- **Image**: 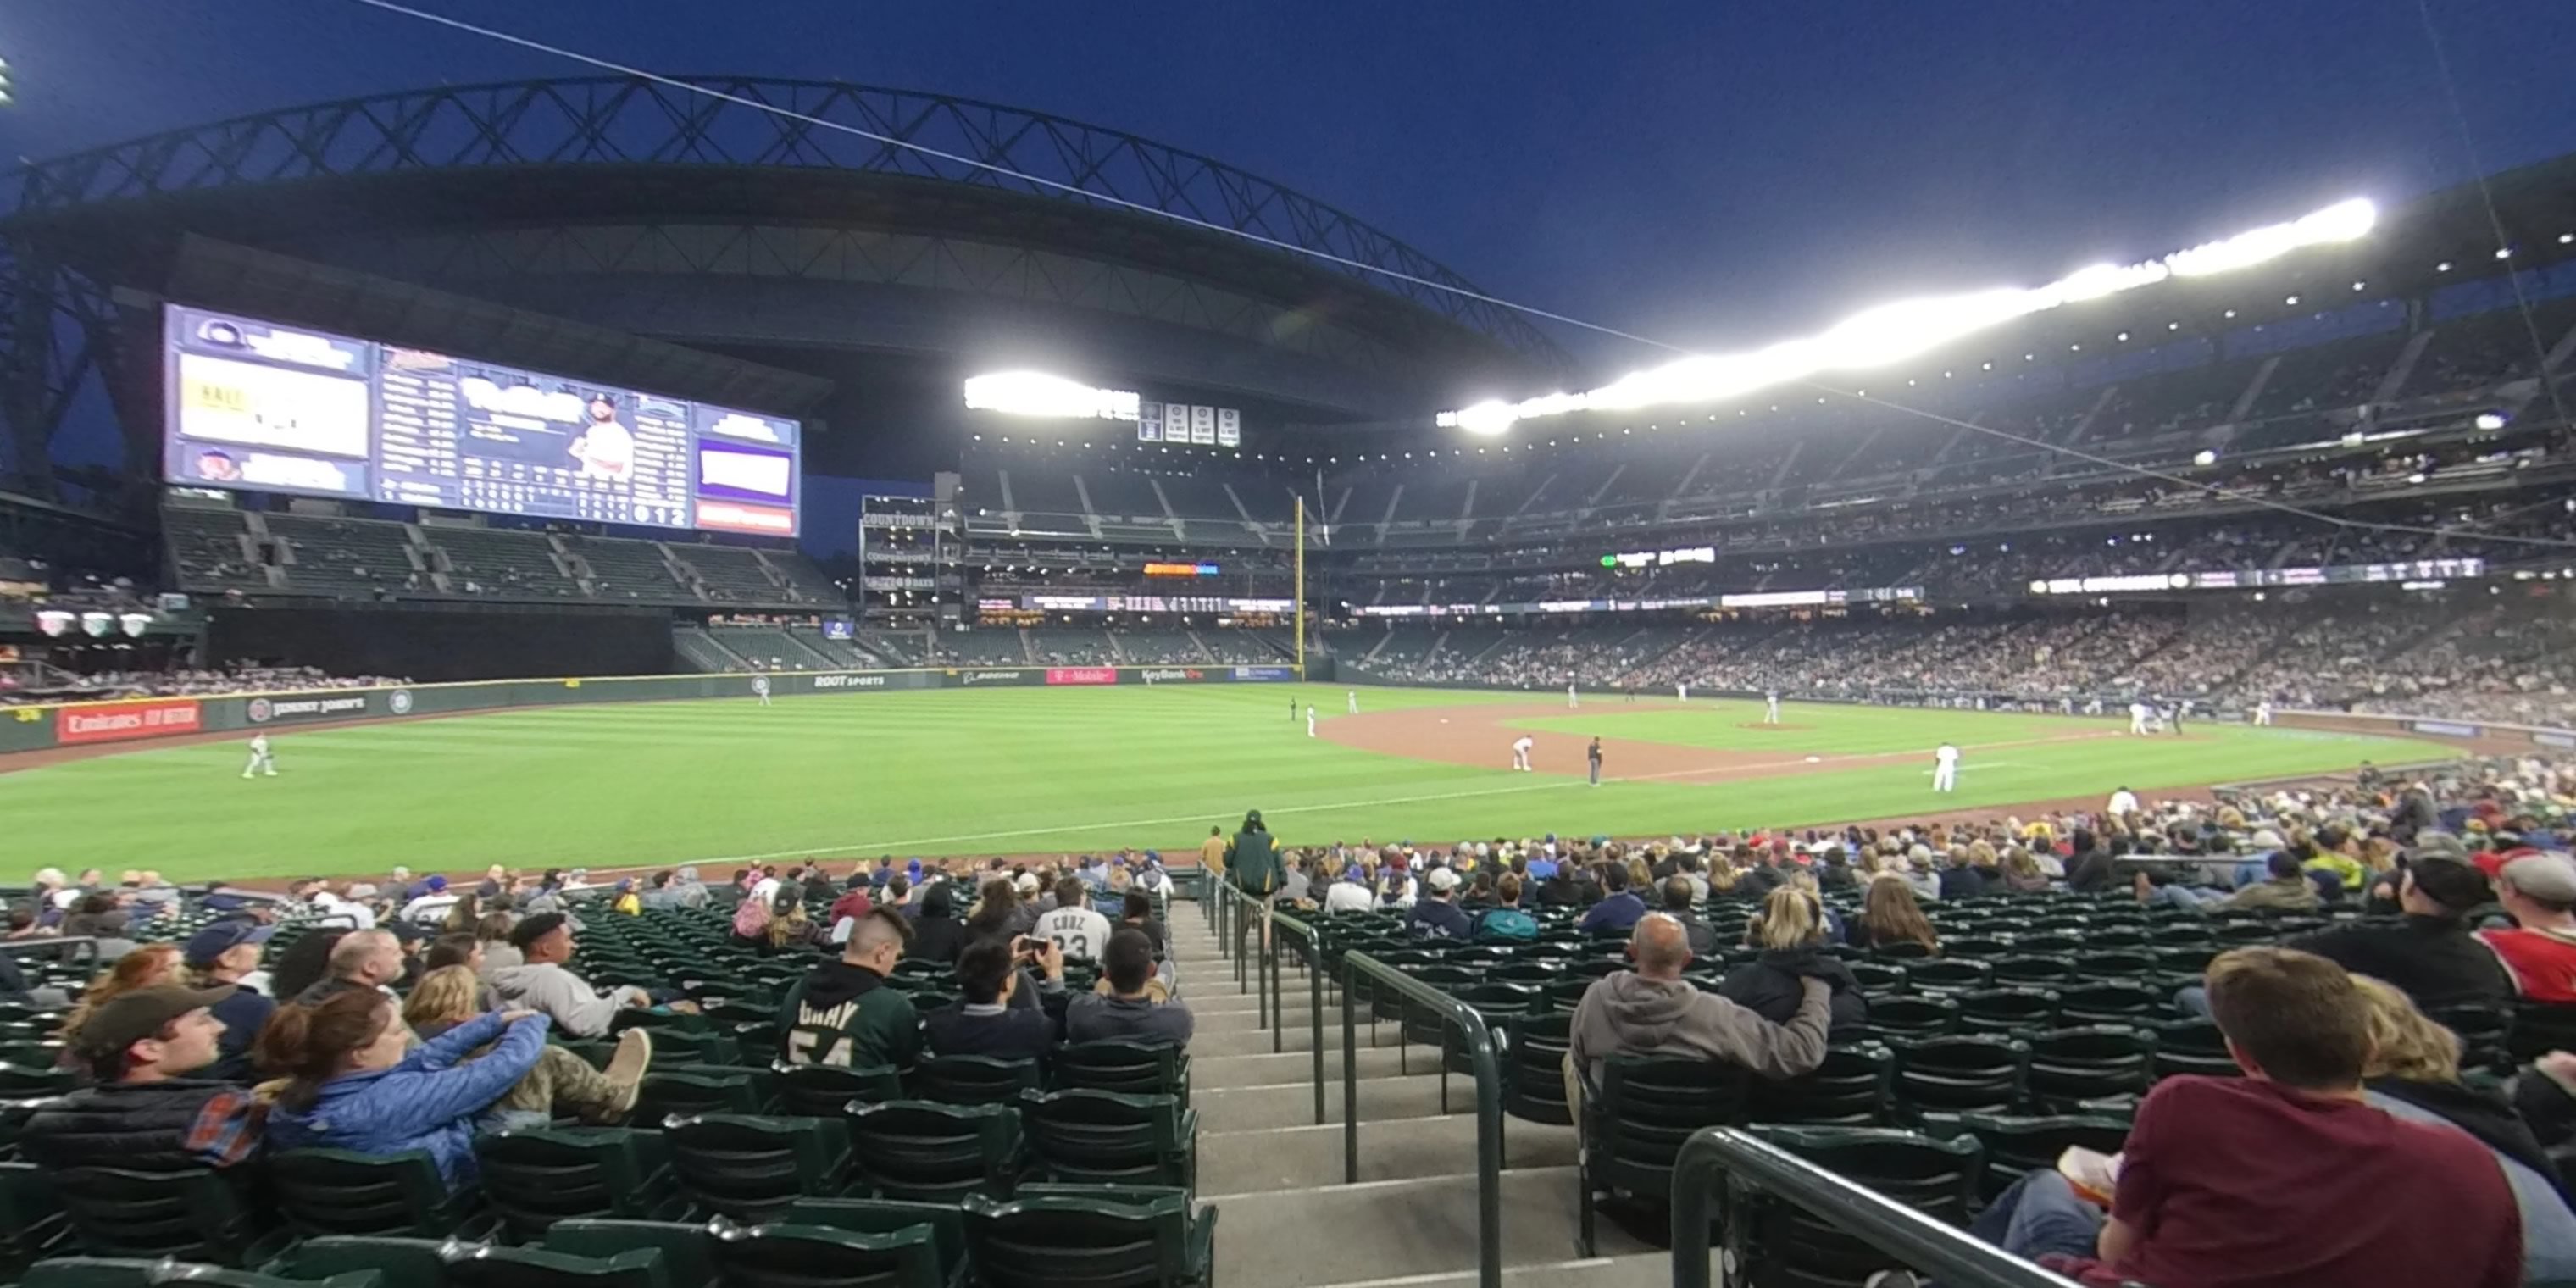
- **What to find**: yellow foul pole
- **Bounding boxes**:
[1295,496,1307,679]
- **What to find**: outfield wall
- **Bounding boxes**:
[0,663,1302,756]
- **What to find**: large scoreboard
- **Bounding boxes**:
[162,306,801,536]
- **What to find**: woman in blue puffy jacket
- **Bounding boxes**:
[258,986,549,1189]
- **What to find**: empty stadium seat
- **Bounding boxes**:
[962,1185,1216,1288]
[269,1150,483,1239]
[473,1127,683,1241]
[1017,1090,1196,1189]
[663,1114,853,1224]
[50,1166,280,1265]
[1575,1056,1751,1256]
[843,1102,1024,1202]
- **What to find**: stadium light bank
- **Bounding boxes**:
[1437,197,2376,437]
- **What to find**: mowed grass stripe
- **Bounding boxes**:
[0,686,2454,880]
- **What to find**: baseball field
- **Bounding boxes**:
[0,684,2457,881]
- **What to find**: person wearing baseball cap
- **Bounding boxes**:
[19,985,264,1174]
[2281,855,2511,1013]
[2479,852,2576,1003]
[1406,866,1472,941]
[182,919,278,1081]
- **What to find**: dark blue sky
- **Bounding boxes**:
[8,0,2574,369]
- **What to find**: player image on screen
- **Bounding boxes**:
[193,449,241,483]
[569,392,636,481]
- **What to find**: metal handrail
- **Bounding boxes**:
[1205,880,1328,1124]
[1673,1127,2085,1288]
[1341,949,1502,1288]
[1269,909,1326,1124]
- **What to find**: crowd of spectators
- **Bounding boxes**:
[1355,596,2576,726]
[0,663,407,707]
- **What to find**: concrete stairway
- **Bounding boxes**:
[1173,909,1669,1288]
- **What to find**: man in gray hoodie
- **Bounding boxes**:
[485,913,647,1038]
[1564,913,1834,1128]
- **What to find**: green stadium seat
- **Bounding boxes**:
[540,1221,712,1288]
[1735,1125,1981,1288]
[1746,1043,1893,1126]
[636,1069,773,1121]
[269,1149,484,1239]
[440,1242,667,1288]
[709,1221,945,1288]
[0,1159,72,1271]
[1902,959,1991,993]
[962,1185,1215,1288]
[474,1126,683,1241]
[52,1165,283,1265]
[774,1063,907,1118]
[24,1260,384,1288]
[2513,1001,2576,1064]
[2056,981,2163,1025]
[2143,1018,2240,1080]
[1918,1111,2130,1201]
[1845,962,1907,997]
[844,1101,1024,1202]
[663,1113,853,1224]
[1501,1013,1574,1128]
[1051,1041,1191,1106]
[1987,956,2077,988]
[0,1063,78,1096]
[262,1235,449,1288]
[1575,1055,1750,1257]
[786,1196,969,1285]
[2023,1027,2157,1110]
[1865,995,1959,1040]
[1017,1090,1196,1188]
[1889,1035,2028,1118]
[1952,987,2060,1035]
[911,1055,1044,1107]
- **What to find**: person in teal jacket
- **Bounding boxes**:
[261,988,549,1190]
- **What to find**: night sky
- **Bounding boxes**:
[8,2,2575,546]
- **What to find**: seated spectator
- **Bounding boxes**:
[2137,852,2321,913]
[780,908,922,1071]
[471,913,519,973]
[1658,877,1716,958]
[1035,878,1113,963]
[266,929,349,1003]
[2347,974,2576,1276]
[759,886,824,956]
[485,913,650,1038]
[2062,829,2118,892]
[1537,863,1584,909]
[1576,863,1646,935]
[1997,845,2051,892]
[1935,849,1987,901]
[1722,888,1868,1041]
[908,883,964,964]
[1849,879,1939,955]
[20,985,264,1174]
[924,936,1063,1059]
[2479,852,2576,1002]
[826,872,874,935]
[181,920,277,1082]
[294,929,405,1005]
[1919,947,2521,1288]
[1470,874,1540,943]
[1323,861,1376,915]
[57,943,182,1054]
[1066,929,1194,1047]
[401,966,650,1129]
[260,989,552,1191]
[1565,914,1833,1121]
[2285,855,2510,1013]
[1407,868,1474,940]
[1120,890,1168,961]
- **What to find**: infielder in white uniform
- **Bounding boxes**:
[753,674,772,707]
[2108,786,2140,816]
[1306,705,1318,737]
[1568,683,1579,709]
[1675,682,1689,702]
[2128,702,2151,736]
[1931,741,1959,792]
[2253,700,2273,727]
[242,733,278,780]
[1346,690,1357,715]
[1765,691,1782,724]
[1511,735,1535,772]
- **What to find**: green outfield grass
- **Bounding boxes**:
[0,686,2456,881]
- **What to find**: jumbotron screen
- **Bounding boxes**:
[161,305,801,536]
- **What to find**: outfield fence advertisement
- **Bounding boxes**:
[0,662,1302,756]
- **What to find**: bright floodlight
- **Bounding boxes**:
[2475,412,2508,430]
[963,371,1140,421]
[2193,449,2218,466]
[1440,195,2379,436]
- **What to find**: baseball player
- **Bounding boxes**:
[1765,691,1782,724]
[1931,741,1960,793]
[1567,682,1579,709]
[1306,704,1318,738]
[1511,735,1535,773]
[753,674,772,707]
[1587,737,1603,787]
[2254,699,2274,727]
[1676,682,1689,703]
[1346,690,1357,715]
[1289,696,1296,723]
[2128,701,2151,736]
[242,733,278,780]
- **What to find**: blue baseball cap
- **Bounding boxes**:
[182,919,276,965]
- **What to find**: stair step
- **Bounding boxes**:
[1191,1041,1441,1090]
[1208,1168,1650,1288]
[1308,1253,1674,1288]
[1193,1002,1340,1036]
[1199,1115,1579,1192]
[1191,1069,1461,1133]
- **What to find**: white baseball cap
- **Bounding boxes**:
[1426,868,1460,892]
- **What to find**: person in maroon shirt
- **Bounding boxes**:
[1879,947,2523,1288]
[826,873,874,935]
